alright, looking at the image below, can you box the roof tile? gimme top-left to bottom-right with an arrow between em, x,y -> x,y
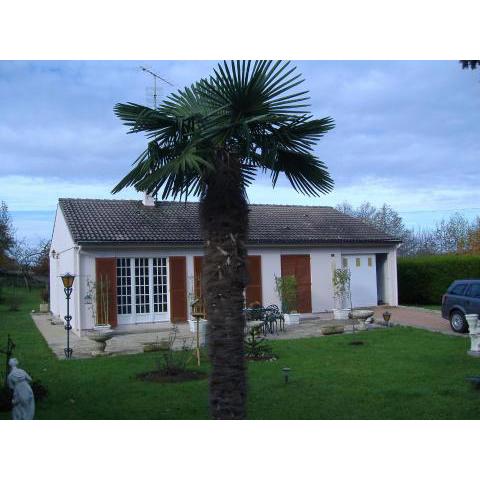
58,198 -> 399,245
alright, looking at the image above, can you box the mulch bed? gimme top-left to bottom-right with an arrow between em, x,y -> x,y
137,370 -> 207,383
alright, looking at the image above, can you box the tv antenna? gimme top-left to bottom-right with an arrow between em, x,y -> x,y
140,66 -> 174,109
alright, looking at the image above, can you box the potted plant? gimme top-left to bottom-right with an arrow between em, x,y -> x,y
332,267 -> 351,320
275,275 -> 300,325
94,276 -> 112,331
39,288 -> 49,313
85,278 -> 114,356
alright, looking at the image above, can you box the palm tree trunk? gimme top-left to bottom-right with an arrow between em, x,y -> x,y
200,149 -> 249,420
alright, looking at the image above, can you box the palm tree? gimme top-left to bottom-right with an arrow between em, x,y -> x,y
460,60 -> 480,70
113,61 -> 334,419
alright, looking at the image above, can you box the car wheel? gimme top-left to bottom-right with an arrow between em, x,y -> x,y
450,310 -> 468,333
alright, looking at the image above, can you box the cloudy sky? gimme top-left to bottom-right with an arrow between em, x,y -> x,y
1,60 -> 479,243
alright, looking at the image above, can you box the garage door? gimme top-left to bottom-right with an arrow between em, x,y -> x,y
342,254 -> 377,308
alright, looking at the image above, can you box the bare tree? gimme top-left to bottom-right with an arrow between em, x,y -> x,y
0,201 -> 15,268
9,238 -> 50,290
336,201 -> 412,255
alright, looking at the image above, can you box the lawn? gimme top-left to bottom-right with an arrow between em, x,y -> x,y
1,288 -> 479,420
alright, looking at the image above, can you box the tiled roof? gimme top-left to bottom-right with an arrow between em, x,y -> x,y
58,198 -> 400,245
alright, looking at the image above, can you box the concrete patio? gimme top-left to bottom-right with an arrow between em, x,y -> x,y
32,305 -> 460,360
33,311 -> 366,359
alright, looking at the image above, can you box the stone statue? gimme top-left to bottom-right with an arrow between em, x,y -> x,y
7,358 -> 35,420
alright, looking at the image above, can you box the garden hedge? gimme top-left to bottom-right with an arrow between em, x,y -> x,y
397,255 -> 480,305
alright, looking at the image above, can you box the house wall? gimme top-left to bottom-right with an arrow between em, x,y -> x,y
49,207 -> 79,330
74,243 -> 399,331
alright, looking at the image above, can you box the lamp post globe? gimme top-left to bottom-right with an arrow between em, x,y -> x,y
60,273 -> 75,359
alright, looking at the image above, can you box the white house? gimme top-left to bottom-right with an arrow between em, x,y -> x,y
49,195 -> 400,335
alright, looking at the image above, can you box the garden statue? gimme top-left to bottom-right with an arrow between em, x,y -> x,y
465,314 -> 480,356
7,358 -> 35,420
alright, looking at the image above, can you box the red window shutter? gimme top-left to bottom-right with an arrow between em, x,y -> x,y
246,255 -> 263,306
280,255 -> 312,313
95,258 -> 118,327
169,256 -> 187,322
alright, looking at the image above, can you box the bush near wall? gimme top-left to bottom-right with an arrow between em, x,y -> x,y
398,255 -> 480,305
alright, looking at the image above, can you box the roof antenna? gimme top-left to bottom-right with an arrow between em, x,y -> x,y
139,65 -> 174,109
139,66 -> 174,203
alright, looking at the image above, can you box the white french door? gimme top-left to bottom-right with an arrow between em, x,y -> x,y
116,257 -> 169,325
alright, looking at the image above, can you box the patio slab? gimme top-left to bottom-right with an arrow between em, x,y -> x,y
32,312 -> 365,359
32,306 -> 458,360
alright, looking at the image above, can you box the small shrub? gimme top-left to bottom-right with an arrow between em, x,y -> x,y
244,324 -> 274,360
155,327 -> 194,376
274,275 -> 297,313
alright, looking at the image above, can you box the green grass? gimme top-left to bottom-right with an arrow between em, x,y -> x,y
405,304 -> 442,311
1,288 -> 479,419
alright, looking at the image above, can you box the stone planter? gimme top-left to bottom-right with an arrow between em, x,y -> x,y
87,325 -> 115,356
349,309 -> 374,331
39,303 -> 49,313
321,324 -> 345,335
284,313 -> 301,325
465,314 -> 480,356
333,308 -> 350,320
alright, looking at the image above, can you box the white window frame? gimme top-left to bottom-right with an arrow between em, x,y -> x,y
116,256 -> 170,325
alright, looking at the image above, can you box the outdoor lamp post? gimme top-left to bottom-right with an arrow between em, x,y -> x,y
61,273 -> 75,359
282,367 -> 291,384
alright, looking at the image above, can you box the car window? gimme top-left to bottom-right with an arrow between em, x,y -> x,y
450,283 -> 467,296
467,283 -> 480,298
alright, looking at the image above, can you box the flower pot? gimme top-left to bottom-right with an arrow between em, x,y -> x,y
188,318 -> 207,346
39,303 -> 49,313
188,318 -> 207,333
284,313 -> 301,325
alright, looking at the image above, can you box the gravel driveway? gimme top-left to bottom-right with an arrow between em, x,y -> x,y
372,306 -> 463,336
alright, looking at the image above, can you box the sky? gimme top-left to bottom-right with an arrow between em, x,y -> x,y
1,60 -> 480,244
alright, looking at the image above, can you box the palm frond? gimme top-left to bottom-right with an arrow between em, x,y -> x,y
113,60 -> 335,201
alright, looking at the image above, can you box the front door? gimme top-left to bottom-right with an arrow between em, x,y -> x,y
280,255 -> 312,313
342,254 -> 377,308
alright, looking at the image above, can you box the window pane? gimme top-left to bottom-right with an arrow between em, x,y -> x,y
135,258 -> 150,314
153,257 -> 168,313
342,257 -> 348,268
116,258 -> 132,314
450,283 -> 466,296
356,258 -> 361,267
467,283 -> 480,298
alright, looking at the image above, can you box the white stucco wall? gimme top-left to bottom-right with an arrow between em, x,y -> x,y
49,207 -> 79,329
